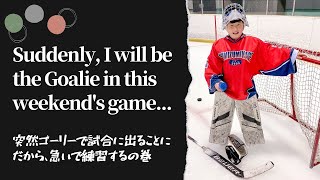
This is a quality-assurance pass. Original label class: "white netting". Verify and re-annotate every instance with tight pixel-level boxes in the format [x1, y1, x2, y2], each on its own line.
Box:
[254, 41, 320, 168]
[254, 54, 320, 167]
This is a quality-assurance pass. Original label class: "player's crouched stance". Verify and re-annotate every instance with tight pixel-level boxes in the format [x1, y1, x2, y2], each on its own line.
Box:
[205, 3, 304, 147]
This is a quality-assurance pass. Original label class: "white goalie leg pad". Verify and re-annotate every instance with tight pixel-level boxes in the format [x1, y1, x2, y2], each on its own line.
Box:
[225, 134, 248, 165]
[235, 95, 265, 146]
[209, 92, 235, 145]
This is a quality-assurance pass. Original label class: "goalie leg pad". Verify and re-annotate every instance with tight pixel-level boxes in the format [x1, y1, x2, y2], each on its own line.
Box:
[235, 95, 265, 146]
[209, 92, 235, 145]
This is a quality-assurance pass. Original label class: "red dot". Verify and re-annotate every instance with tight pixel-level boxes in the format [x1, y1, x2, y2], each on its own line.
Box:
[47, 15, 66, 35]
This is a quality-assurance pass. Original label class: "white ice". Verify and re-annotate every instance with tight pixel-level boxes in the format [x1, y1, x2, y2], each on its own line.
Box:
[184, 41, 320, 180]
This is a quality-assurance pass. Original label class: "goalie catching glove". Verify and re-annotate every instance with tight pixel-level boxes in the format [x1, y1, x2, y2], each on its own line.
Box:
[225, 134, 248, 165]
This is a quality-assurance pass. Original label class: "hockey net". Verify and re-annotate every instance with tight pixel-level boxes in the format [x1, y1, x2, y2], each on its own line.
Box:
[187, 14, 320, 168]
[253, 43, 320, 168]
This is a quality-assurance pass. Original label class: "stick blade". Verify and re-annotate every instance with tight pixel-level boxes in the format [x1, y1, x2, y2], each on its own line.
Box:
[243, 161, 274, 179]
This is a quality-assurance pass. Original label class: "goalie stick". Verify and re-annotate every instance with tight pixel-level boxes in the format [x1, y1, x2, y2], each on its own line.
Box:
[187, 135, 274, 179]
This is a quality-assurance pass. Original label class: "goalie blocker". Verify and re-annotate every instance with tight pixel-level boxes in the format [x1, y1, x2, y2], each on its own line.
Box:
[225, 134, 248, 165]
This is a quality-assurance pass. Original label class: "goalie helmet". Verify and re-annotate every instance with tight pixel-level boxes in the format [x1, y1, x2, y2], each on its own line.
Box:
[222, 3, 249, 30]
[225, 134, 248, 165]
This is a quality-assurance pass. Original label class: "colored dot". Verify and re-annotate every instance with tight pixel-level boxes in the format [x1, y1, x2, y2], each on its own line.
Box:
[25, 4, 44, 23]
[162, 107, 166, 110]
[5, 14, 23, 33]
[167, 107, 171, 110]
[47, 15, 66, 35]
[157, 107, 161, 110]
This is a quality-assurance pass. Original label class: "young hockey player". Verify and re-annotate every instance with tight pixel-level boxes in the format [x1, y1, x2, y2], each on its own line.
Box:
[205, 3, 304, 146]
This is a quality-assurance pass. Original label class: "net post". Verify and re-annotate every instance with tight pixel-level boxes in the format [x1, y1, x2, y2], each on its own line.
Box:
[290, 74, 297, 121]
[310, 118, 320, 168]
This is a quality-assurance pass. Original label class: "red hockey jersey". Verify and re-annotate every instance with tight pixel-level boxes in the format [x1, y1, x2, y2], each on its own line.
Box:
[205, 34, 298, 100]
